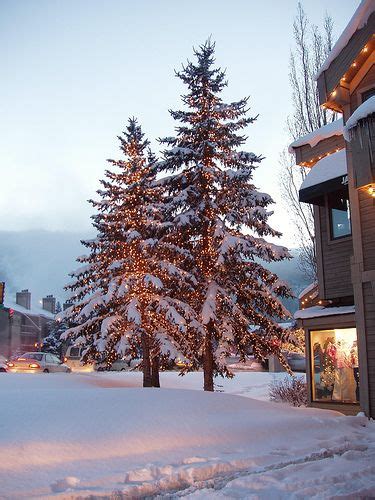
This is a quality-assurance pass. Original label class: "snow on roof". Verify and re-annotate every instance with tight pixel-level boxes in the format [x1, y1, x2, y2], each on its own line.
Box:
[343, 95, 375, 140]
[316, 0, 375, 80]
[298, 282, 318, 300]
[294, 305, 355, 320]
[300, 149, 347, 191]
[3, 298, 55, 320]
[288, 119, 343, 153]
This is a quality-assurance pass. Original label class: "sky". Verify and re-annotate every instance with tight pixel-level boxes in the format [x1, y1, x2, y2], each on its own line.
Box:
[0, 0, 358, 247]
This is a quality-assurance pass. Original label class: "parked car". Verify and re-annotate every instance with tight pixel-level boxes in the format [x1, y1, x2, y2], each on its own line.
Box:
[63, 346, 95, 372]
[7, 352, 71, 373]
[0, 355, 8, 372]
[283, 351, 306, 372]
[95, 358, 132, 371]
[65, 345, 141, 372]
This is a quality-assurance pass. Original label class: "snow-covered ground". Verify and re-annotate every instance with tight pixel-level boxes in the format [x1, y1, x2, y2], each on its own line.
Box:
[1, 371, 374, 499]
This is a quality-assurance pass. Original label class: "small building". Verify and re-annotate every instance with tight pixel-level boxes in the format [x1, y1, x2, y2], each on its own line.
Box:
[290, 0, 375, 417]
[0, 288, 55, 358]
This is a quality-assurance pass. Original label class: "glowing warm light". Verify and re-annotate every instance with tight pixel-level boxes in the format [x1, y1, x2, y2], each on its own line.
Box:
[29, 363, 40, 369]
[7, 362, 14, 367]
[367, 184, 375, 197]
[363, 46, 368, 52]
[352, 62, 357, 67]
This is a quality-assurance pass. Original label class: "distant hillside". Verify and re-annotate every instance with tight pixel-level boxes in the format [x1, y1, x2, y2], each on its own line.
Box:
[0, 230, 310, 314]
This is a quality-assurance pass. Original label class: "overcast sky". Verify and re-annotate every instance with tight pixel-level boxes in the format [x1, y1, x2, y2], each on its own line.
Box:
[0, 0, 358, 247]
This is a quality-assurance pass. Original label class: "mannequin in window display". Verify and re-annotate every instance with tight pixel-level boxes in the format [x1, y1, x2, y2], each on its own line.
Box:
[321, 339, 336, 398]
[330, 340, 356, 402]
[350, 340, 359, 402]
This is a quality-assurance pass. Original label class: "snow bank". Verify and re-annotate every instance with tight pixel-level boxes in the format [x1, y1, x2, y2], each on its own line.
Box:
[343, 95, 375, 140]
[300, 149, 347, 190]
[316, 0, 375, 79]
[288, 119, 343, 152]
[295, 304, 355, 319]
[0, 372, 373, 498]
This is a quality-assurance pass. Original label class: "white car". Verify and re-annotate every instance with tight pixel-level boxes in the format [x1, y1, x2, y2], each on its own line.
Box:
[7, 352, 71, 373]
[64, 346, 94, 372]
[0, 355, 7, 372]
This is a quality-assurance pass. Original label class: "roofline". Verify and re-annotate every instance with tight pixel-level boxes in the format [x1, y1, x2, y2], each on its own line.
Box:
[317, 9, 375, 108]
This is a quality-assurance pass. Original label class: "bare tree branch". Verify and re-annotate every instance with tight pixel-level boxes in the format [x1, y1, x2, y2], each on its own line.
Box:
[280, 3, 336, 280]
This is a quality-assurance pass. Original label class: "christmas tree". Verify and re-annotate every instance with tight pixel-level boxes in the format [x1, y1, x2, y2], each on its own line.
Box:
[157, 40, 293, 391]
[42, 318, 67, 357]
[62, 119, 192, 386]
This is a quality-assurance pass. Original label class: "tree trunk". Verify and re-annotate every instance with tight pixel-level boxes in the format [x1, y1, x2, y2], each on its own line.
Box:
[203, 329, 214, 391]
[151, 355, 160, 388]
[142, 333, 152, 387]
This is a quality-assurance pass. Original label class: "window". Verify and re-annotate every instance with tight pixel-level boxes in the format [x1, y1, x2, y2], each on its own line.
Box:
[51, 355, 61, 364]
[328, 190, 351, 239]
[46, 354, 54, 364]
[310, 328, 359, 404]
[69, 347, 80, 358]
[361, 88, 375, 102]
[23, 353, 43, 361]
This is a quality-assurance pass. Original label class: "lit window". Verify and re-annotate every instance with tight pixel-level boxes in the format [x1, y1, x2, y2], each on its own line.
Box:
[310, 328, 358, 403]
[328, 190, 351, 239]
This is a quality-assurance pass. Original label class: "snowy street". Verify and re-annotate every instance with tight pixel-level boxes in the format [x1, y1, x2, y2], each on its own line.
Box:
[1, 372, 374, 499]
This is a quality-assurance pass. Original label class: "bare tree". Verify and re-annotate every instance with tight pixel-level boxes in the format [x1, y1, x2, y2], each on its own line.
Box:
[280, 3, 336, 280]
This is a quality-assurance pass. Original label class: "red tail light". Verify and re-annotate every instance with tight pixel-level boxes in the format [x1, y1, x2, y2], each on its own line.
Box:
[29, 363, 40, 369]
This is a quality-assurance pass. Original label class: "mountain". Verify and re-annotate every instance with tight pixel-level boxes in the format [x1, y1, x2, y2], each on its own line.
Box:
[0, 230, 310, 314]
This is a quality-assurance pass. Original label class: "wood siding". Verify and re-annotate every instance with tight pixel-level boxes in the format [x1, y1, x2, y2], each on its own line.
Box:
[318, 11, 375, 101]
[294, 135, 345, 166]
[318, 204, 353, 299]
[350, 64, 375, 112]
[363, 282, 375, 416]
[359, 190, 375, 272]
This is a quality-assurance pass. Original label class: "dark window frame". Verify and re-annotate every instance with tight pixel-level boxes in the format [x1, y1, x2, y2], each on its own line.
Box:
[361, 87, 375, 102]
[308, 328, 359, 406]
[326, 190, 352, 242]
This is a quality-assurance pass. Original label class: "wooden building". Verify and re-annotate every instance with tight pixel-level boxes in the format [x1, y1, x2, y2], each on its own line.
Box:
[290, 0, 375, 417]
[0, 288, 55, 358]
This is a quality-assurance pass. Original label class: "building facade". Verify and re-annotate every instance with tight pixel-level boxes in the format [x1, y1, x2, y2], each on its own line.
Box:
[0, 288, 55, 358]
[291, 0, 375, 417]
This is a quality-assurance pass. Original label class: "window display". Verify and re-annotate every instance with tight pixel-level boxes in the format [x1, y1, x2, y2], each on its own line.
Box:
[310, 328, 358, 403]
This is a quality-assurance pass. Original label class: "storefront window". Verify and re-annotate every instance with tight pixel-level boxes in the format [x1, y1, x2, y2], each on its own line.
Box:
[310, 328, 359, 403]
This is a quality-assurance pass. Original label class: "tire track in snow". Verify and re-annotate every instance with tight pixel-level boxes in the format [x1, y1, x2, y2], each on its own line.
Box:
[100, 443, 369, 500]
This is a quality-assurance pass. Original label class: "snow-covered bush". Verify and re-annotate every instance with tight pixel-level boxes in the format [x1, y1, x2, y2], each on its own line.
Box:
[269, 376, 307, 407]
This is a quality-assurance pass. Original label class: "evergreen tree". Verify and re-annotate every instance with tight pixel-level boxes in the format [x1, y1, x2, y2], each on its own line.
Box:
[42, 318, 67, 356]
[62, 119, 192, 386]
[157, 41, 293, 391]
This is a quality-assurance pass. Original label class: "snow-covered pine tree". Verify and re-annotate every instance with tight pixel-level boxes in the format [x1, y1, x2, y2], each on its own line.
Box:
[62, 119, 193, 387]
[157, 40, 293, 391]
[42, 318, 67, 356]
